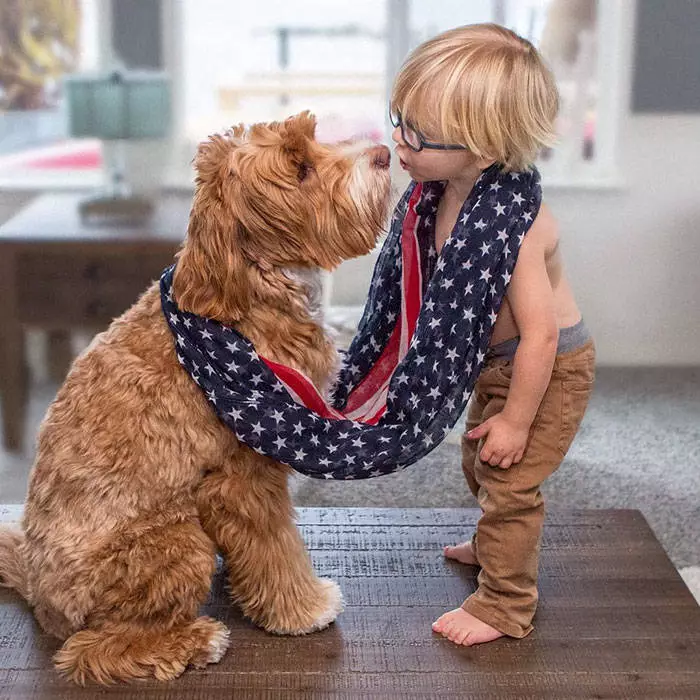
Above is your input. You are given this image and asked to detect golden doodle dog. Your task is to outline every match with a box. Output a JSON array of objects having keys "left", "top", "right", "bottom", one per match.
[{"left": 0, "top": 112, "right": 391, "bottom": 685}]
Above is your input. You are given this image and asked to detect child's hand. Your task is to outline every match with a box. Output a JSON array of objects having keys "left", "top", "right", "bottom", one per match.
[{"left": 467, "top": 414, "right": 529, "bottom": 469}]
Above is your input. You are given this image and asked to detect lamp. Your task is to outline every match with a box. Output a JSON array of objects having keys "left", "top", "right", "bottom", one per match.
[{"left": 64, "top": 70, "right": 171, "bottom": 224}]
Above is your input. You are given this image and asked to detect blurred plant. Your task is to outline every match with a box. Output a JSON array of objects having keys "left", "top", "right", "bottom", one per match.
[{"left": 0, "top": 0, "right": 80, "bottom": 110}]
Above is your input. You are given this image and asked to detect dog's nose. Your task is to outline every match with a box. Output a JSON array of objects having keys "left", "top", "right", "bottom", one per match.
[{"left": 368, "top": 145, "right": 391, "bottom": 170}]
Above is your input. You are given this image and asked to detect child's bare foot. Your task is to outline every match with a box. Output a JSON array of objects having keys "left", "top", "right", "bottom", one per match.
[
  {"left": 432, "top": 608, "right": 504, "bottom": 646},
  {"left": 443, "top": 541, "right": 478, "bottom": 566}
]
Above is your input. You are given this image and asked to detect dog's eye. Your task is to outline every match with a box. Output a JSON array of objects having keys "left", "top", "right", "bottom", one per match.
[{"left": 298, "top": 162, "right": 312, "bottom": 182}]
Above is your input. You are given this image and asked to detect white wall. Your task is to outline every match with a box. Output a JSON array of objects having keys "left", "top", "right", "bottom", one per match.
[{"left": 330, "top": 112, "right": 700, "bottom": 366}]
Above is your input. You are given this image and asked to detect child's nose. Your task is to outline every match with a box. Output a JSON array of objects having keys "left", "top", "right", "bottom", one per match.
[{"left": 391, "top": 125, "right": 404, "bottom": 145}]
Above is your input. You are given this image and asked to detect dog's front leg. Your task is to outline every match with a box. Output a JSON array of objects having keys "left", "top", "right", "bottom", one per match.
[{"left": 197, "top": 450, "right": 343, "bottom": 634}]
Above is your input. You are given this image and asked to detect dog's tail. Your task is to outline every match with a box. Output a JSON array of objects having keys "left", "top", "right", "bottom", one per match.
[
  {"left": 0, "top": 527, "right": 29, "bottom": 600},
  {"left": 54, "top": 617, "right": 230, "bottom": 685}
]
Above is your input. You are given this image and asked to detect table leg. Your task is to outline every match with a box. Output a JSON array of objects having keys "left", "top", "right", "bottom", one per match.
[
  {"left": 0, "top": 251, "right": 28, "bottom": 452},
  {"left": 47, "top": 330, "right": 74, "bottom": 383}
]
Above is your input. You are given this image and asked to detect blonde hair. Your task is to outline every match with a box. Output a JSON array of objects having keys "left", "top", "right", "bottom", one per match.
[{"left": 391, "top": 23, "right": 559, "bottom": 171}]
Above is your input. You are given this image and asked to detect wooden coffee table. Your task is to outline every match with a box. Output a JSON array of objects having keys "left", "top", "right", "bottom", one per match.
[
  {"left": 1, "top": 507, "right": 698, "bottom": 698},
  {"left": 0, "top": 193, "right": 191, "bottom": 451}
]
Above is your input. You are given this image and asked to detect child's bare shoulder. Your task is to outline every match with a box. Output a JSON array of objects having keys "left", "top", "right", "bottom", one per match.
[{"left": 522, "top": 202, "right": 559, "bottom": 255}]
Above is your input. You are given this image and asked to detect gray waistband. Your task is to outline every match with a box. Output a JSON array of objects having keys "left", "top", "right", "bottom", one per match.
[{"left": 487, "top": 318, "right": 591, "bottom": 361}]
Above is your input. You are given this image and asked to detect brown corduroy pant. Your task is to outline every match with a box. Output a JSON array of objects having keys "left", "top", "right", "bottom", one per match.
[{"left": 460, "top": 341, "right": 596, "bottom": 638}]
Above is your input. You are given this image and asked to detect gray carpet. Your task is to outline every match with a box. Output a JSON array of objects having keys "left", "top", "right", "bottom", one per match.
[{"left": 1, "top": 364, "right": 698, "bottom": 569}]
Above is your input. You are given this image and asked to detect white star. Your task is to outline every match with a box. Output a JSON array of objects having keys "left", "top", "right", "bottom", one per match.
[
  {"left": 176, "top": 335, "right": 186, "bottom": 348},
  {"left": 428, "top": 386, "right": 441, "bottom": 399},
  {"left": 271, "top": 409, "right": 284, "bottom": 423},
  {"left": 425, "top": 299, "right": 436, "bottom": 311},
  {"left": 489, "top": 310, "right": 498, "bottom": 324},
  {"left": 415, "top": 354, "right": 426, "bottom": 366},
  {"left": 446, "top": 347, "right": 459, "bottom": 361},
  {"left": 183, "top": 317, "right": 192, "bottom": 329},
  {"left": 512, "top": 192, "right": 524, "bottom": 205},
  {"left": 169, "top": 313, "right": 179, "bottom": 325},
  {"left": 480, "top": 241, "right": 491, "bottom": 256},
  {"left": 502, "top": 271, "right": 512, "bottom": 285},
  {"left": 494, "top": 202, "right": 506, "bottom": 216},
  {"left": 396, "top": 372, "right": 409, "bottom": 385},
  {"left": 440, "top": 278, "right": 454, "bottom": 290},
  {"left": 497, "top": 228, "right": 508, "bottom": 243},
  {"left": 227, "top": 408, "right": 243, "bottom": 420},
  {"left": 295, "top": 449, "right": 307, "bottom": 460},
  {"left": 423, "top": 435, "right": 434, "bottom": 446},
  {"left": 251, "top": 422, "right": 264, "bottom": 436},
  {"left": 454, "top": 238, "right": 467, "bottom": 250},
  {"left": 460, "top": 213, "right": 469, "bottom": 225},
  {"left": 463, "top": 308, "right": 475, "bottom": 322},
  {"left": 205, "top": 364, "right": 215, "bottom": 375},
  {"left": 474, "top": 219, "right": 487, "bottom": 231},
  {"left": 293, "top": 422, "right": 304, "bottom": 435},
  {"left": 274, "top": 436, "right": 287, "bottom": 449},
  {"left": 429, "top": 317, "right": 441, "bottom": 330},
  {"left": 310, "top": 434, "right": 320, "bottom": 446},
  {"left": 446, "top": 398, "right": 456, "bottom": 411},
  {"left": 226, "top": 359, "right": 239, "bottom": 372},
  {"left": 522, "top": 211, "right": 533, "bottom": 222},
  {"left": 226, "top": 341, "right": 239, "bottom": 353},
  {"left": 480, "top": 269, "right": 492, "bottom": 282},
  {"left": 200, "top": 329, "right": 213, "bottom": 341},
  {"left": 490, "top": 182, "right": 502, "bottom": 192}
]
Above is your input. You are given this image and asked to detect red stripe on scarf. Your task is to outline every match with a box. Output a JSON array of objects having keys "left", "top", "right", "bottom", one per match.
[{"left": 260, "top": 183, "right": 424, "bottom": 424}]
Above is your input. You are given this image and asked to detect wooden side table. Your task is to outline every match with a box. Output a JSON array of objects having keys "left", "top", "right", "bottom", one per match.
[{"left": 0, "top": 193, "right": 191, "bottom": 451}]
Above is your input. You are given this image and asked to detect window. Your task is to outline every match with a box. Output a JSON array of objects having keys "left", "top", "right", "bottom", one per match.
[
  {"left": 179, "top": 0, "right": 388, "bottom": 148},
  {"left": 173, "top": 0, "right": 626, "bottom": 187},
  {"left": 0, "top": 0, "right": 102, "bottom": 185}
]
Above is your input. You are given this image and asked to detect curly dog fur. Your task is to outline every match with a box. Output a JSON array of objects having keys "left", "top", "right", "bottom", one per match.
[{"left": 0, "top": 112, "right": 391, "bottom": 684}]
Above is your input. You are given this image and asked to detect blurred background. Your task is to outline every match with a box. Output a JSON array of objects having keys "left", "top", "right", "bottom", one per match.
[{"left": 0, "top": 1, "right": 698, "bottom": 593}]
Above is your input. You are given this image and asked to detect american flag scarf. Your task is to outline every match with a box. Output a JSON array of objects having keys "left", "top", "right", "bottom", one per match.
[{"left": 161, "top": 164, "right": 541, "bottom": 479}]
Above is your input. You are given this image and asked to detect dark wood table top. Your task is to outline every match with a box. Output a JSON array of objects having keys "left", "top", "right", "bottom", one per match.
[
  {"left": 1, "top": 506, "right": 699, "bottom": 699},
  {"left": 0, "top": 193, "right": 191, "bottom": 244}
]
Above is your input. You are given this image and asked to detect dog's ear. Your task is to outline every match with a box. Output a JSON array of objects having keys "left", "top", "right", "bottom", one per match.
[
  {"left": 173, "top": 135, "right": 251, "bottom": 322},
  {"left": 174, "top": 207, "right": 251, "bottom": 323},
  {"left": 280, "top": 112, "right": 316, "bottom": 167}
]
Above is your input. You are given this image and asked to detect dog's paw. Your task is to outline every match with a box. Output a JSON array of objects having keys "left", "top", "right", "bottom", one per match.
[
  {"left": 308, "top": 578, "right": 344, "bottom": 632},
  {"left": 205, "top": 622, "right": 231, "bottom": 664}
]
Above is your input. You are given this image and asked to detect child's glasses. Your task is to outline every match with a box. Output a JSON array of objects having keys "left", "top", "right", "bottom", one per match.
[{"left": 389, "top": 109, "right": 468, "bottom": 153}]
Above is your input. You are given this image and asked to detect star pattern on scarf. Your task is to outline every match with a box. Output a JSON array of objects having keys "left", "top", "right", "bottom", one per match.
[{"left": 162, "top": 165, "right": 541, "bottom": 479}]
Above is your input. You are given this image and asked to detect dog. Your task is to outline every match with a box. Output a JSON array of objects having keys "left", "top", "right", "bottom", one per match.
[{"left": 0, "top": 111, "right": 391, "bottom": 684}]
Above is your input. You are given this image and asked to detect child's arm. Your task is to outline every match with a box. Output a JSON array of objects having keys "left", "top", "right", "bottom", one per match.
[{"left": 467, "top": 207, "right": 559, "bottom": 469}]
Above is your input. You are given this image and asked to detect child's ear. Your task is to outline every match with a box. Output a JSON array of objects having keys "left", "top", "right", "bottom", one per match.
[{"left": 476, "top": 156, "right": 497, "bottom": 171}]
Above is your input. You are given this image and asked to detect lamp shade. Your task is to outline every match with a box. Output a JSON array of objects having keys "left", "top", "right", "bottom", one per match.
[{"left": 64, "top": 70, "right": 171, "bottom": 140}]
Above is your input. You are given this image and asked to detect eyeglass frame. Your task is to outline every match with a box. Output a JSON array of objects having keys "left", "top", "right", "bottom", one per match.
[{"left": 389, "top": 109, "right": 468, "bottom": 153}]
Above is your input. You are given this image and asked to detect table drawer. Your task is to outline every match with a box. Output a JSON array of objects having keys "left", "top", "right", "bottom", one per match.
[{"left": 16, "top": 251, "right": 175, "bottom": 325}]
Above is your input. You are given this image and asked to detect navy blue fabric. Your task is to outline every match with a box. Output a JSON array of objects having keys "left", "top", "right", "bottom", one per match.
[{"left": 161, "top": 164, "right": 542, "bottom": 479}]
